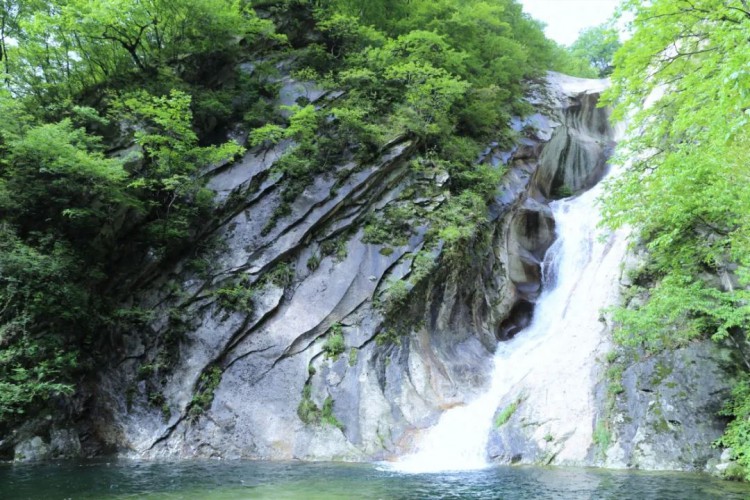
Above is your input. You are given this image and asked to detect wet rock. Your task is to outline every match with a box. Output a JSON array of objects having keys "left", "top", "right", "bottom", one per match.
[
  {"left": 604, "top": 341, "right": 736, "bottom": 472},
  {"left": 506, "top": 198, "right": 556, "bottom": 300},
  {"left": 496, "top": 300, "right": 534, "bottom": 340},
  {"left": 14, "top": 436, "right": 50, "bottom": 462},
  {"left": 49, "top": 429, "right": 82, "bottom": 458},
  {"left": 530, "top": 74, "right": 615, "bottom": 200}
]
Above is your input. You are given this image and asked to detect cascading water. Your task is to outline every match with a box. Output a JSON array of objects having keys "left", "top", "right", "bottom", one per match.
[{"left": 393, "top": 165, "right": 628, "bottom": 473}]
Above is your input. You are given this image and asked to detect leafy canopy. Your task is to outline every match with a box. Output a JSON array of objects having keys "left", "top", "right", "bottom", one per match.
[{"left": 569, "top": 24, "right": 621, "bottom": 77}]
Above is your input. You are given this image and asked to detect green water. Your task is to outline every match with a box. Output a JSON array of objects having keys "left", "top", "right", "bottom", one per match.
[{"left": 2, "top": 460, "right": 749, "bottom": 499}]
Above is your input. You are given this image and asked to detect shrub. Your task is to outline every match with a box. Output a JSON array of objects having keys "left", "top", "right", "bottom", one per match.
[
  {"left": 378, "top": 279, "right": 411, "bottom": 315},
  {"left": 297, "top": 384, "right": 319, "bottom": 424},
  {"left": 593, "top": 420, "right": 611, "bottom": 449},
  {"left": 321, "top": 396, "right": 344, "bottom": 431},
  {"left": 189, "top": 365, "right": 223, "bottom": 418},
  {"left": 494, "top": 400, "right": 519, "bottom": 428},
  {"left": 323, "top": 323, "right": 346, "bottom": 360}
]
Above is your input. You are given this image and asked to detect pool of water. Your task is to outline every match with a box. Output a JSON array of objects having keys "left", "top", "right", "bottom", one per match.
[{"left": 2, "top": 460, "right": 749, "bottom": 499}]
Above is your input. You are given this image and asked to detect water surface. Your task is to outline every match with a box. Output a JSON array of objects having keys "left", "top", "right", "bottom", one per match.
[{"left": 2, "top": 460, "right": 749, "bottom": 499}]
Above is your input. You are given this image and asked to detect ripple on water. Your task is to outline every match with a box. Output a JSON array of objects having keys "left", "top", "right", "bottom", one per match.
[{"left": 2, "top": 460, "right": 750, "bottom": 500}]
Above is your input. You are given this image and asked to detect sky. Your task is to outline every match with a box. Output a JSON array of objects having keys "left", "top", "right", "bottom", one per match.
[{"left": 519, "top": 0, "right": 621, "bottom": 46}]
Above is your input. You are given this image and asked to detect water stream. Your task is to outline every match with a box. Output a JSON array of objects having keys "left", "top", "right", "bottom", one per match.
[{"left": 394, "top": 168, "right": 623, "bottom": 473}]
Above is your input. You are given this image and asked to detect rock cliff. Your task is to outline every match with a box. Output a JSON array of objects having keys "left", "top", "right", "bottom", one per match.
[
  {"left": 11, "top": 73, "right": 738, "bottom": 474},
  {"left": 80, "top": 72, "right": 610, "bottom": 460}
]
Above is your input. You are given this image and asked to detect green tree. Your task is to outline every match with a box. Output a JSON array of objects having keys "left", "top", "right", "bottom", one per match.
[
  {"left": 115, "top": 90, "right": 243, "bottom": 251},
  {"left": 0, "top": 0, "right": 257, "bottom": 428},
  {"left": 0, "top": 229, "right": 81, "bottom": 422},
  {"left": 0, "top": 102, "right": 128, "bottom": 424},
  {"left": 548, "top": 42, "right": 598, "bottom": 79},
  {"left": 570, "top": 24, "right": 620, "bottom": 77},
  {"left": 7, "top": 0, "right": 271, "bottom": 103}
]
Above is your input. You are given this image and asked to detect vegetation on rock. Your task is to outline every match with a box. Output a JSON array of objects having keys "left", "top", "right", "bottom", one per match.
[
  {"left": 0, "top": 0, "right": 272, "bottom": 433},
  {"left": 0, "top": 0, "right": 562, "bottom": 430},
  {"left": 494, "top": 400, "right": 520, "bottom": 428},
  {"left": 602, "top": 0, "right": 750, "bottom": 480}
]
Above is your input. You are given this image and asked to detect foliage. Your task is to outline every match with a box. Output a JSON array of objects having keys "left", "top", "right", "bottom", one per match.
[
  {"left": 409, "top": 250, "right": 437, "bottom": 285},
  {"left": 548, "top": 43, "right": 599, "bottom": 79},
  {"left": 147, "top": 391, "right": 171, "bottom": 421},
  {"left": 432, "top": 191, "right": 493, "bottom": 259},
  {"left": 320, "top": 236, "right": 348, "bottom": 261},
  {"left": 348, "top": 348, "right": 359, "bottom": 367},
  {"left": 602, "top": 0, "right": 750, "bottom": 351},
  {"left": 363, "top": 205, "right": 415, "bottom": 246},
  {"left": 263, "top": 261, "right": 296, "bottom": 288},
  {"left": 4, "top": 0, "right": 276, "bottom": 104},
  {"left": 378, "top": 279, "right": 411, "bottom": 316},
  {"left": 0, "top": 0, "right": 268, "bottom": 429},
  {"left": 0, "top": 134, "right": 114, "bottom": 425},
  {"left": 214, "top": 278, "right": 255, "bottom": 314},
  {"left": 569, "top": 24, "right": 621, "bottom": 77},
  {"left": 375, "top": 328, "right": 403, "bottom": 347},
  {"left": 0, "top": 334, "right": 76, "bottom": 421},
  {"left": 297, "top": 384, "right": 343, "bottom": 430},
  {"left": 718, "top": 376, "right": 750, "bottom": 480},
  {"left": 605, "top": 364, "right": 624, "bottom": 397},
  {"left": 323, "top": 323, "right": 346, "bottom": 360},
  {"left": 602, "top": 0, "right": 750, "bottom": 478},
  {"left": 189, "top": 365, "right": 223, "bottom": 418},
  {"left": 494, "top": 400, "right": 519, "bottom": 428},
  {"left": 115, "top": 89, "right": 243, "bottom": 252},
  {"left": 297, "top": 383, "right": 319, "bottom": 424},
  {"left": 321, "top": 396, "right": 344, "bottom": 430},
  {"left": 593, "top": 420, "right": 611, "bottom": 450},
  {"left": 307, "top": 253, "right": 321, "bottom": 271},
  {"left": 2, "top": 117, "right": 133, "bottom": 251}
]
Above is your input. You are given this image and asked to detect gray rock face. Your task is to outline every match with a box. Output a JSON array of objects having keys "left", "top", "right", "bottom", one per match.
[
  {"left": 603, "top": 340, "right": 736, "bottom": 472},
  {"left": 530, "top": 74, "right": 614, "bottom": 199},
  {"left": 506, "top": 198, "right": 555, "bottom": 301},
  {"left": 49, "top": 429, "right": 82, "bottom": 459}
]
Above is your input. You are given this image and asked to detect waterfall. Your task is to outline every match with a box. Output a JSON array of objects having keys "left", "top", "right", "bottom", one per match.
[{"left": 392, "top": 165, "right": 627, "bottom": 473}]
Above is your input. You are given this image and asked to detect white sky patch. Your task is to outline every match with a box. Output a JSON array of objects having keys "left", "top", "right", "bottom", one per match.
[{"left": 519, "top": 0, "right": 621, "bottom": 46}]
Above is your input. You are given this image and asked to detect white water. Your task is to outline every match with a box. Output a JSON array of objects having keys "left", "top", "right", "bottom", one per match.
[{"left": 393, "top": 168, "right": 626, "bottom": 473}]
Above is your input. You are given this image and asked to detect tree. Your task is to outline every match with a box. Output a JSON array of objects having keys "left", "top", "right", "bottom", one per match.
[
  {"left": 570, "top": 24, "right": 621, "bottom": 77},
  {"left": 115, "top": 90, "right": 243, "bottom": 250},
  {"left": 0, "top": 1, "right": 254, "bottom": 428},
  {"left": 7, "top": 0, "right": 267, "bottom": 102},
  {"left": 0, "top": 101, "right": 128, "bottom": 425},
  {"left": 547, "top": 42, "right": 598, "bottom": 79}
]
